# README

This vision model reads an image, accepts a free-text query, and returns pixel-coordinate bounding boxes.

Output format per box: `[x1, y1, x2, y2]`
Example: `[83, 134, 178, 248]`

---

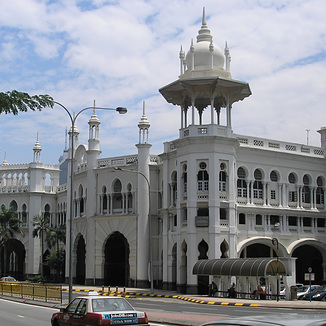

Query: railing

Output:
[0, 283, 62, 302]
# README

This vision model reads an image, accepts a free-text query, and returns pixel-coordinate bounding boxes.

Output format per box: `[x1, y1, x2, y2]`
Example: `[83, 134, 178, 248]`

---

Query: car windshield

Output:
[92, 298, 134, 312]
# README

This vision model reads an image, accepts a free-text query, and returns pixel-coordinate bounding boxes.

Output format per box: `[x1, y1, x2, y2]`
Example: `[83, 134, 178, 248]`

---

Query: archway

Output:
[197, 239, 209, 294]
[76, 236, 86, 285]
[3, 239, 25, 280]
[104, 232, 129, 286]
[293, 245, 323, 284]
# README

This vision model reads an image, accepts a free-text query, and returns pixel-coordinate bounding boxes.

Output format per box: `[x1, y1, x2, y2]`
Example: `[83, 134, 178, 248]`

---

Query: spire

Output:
[88, 100, 101, 141]
[138, 101, 150, 144]
[2, 152, 8, 165]
[224, 41, 231, 73]
[33, 132, 42, 163]
[196, 7, 212, 43]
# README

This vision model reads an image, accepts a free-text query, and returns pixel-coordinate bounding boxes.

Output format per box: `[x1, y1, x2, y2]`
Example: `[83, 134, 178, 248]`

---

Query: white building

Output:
[0, 9, 325, 297]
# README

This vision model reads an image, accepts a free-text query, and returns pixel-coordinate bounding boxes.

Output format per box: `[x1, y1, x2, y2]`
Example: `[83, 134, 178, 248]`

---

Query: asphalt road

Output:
[1, 293, 326, 326]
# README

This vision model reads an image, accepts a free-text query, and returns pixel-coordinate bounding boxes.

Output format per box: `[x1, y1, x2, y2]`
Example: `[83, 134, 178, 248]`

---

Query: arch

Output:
[0, 239, 25, 280]
[104, 231, 129, 286]
[9, 200, 18, 212]
[76, 235, 86, 285]
[197, 239, 209, 294]
[220, 239, 229, 258]
[180, 240, 187, 292]
[171, 243, 177, 290]
[292, 244, 324, 285]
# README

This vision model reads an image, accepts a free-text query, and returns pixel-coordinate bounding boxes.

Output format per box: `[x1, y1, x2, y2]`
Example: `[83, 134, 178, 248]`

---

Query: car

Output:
[312, 289, 326, 301]
[51, 293, 149, 326]
[0, 276, 18, 283]
[200, 313, 326, 326]
[300, 285, 326, 300]
[297, 285, 320, 299]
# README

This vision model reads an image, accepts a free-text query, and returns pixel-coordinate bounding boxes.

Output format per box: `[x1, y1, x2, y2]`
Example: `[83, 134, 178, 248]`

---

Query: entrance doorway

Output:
[104, 232, 129, 286]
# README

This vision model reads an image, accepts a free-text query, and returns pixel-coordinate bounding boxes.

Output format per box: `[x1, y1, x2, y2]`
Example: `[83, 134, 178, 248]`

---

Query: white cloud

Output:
[0, 0, 325, 164]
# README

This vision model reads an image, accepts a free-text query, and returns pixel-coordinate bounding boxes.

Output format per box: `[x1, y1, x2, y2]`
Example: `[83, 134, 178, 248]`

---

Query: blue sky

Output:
[0, 0, 325, 164]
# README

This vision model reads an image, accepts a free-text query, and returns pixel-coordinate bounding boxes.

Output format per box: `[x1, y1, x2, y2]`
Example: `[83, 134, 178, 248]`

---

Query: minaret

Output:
[136, 101, 152, 287]
[33, 132, 42, 163]
[2, 152, 8, 165]
[85, 103, 102, 284]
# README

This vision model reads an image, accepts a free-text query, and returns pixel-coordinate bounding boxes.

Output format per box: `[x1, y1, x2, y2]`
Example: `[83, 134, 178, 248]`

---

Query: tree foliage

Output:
[0, 90, 53, 115]
[0, 206, 24, 248]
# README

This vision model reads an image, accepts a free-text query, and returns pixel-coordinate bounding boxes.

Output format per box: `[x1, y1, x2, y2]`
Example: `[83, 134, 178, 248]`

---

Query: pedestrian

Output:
[209, 281, 218, 297]
[228, 283, 236, 298]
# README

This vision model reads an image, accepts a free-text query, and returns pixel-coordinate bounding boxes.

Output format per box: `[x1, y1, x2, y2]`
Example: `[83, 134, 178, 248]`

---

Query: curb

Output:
[64, 288, 259, 307]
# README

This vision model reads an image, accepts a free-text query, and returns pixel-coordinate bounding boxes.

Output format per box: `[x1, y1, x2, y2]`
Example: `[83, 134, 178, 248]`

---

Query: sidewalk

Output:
[65, 285, 326, 310]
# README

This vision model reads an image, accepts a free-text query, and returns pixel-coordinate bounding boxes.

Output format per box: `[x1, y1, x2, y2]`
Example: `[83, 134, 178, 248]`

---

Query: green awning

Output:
[193, 258, 287, 277]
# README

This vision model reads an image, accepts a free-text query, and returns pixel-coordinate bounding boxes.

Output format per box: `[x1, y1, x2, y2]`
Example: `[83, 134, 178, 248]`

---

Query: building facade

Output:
[0, 9, 325, 297]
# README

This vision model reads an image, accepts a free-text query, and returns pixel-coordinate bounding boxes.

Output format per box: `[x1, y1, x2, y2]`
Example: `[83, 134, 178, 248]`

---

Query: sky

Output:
[0, 0, 325, 164]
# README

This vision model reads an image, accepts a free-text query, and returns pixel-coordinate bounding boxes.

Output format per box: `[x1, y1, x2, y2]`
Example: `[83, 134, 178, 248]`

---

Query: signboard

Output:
[304, 273, 315, 281]
[195, 216, 209, 227]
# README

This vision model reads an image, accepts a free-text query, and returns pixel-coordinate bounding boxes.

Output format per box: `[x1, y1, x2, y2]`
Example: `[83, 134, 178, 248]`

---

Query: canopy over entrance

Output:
[193, 258, 287, 277]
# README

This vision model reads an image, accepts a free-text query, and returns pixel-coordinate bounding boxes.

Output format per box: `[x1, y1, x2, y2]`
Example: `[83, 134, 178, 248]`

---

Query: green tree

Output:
[44, 248, 65, 282]
[46, 224, 66, 252]
[32, 215, 50, 276]
[0, 90, 53, 114]
[0, 206, 24, 276]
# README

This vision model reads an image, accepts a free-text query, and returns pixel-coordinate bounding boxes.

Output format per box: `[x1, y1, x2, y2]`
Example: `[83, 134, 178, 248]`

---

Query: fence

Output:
[0, 282, 62, 303]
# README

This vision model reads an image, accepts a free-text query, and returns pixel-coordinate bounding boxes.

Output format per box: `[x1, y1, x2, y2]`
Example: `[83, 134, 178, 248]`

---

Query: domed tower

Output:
[33, 132, 42, 163]
[159, 7, 251, 138]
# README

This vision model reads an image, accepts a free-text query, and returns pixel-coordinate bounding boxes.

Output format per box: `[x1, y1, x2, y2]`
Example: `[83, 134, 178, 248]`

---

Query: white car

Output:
[51, 293, 149, 326]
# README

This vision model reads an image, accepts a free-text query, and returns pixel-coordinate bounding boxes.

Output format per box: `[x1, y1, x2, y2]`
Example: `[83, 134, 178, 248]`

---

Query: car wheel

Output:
[52, 319, 59, 326]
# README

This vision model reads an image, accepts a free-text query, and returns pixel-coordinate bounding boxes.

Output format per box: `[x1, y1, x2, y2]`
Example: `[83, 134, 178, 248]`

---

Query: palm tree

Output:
[0, 206, 24, 276]
[46, 224, 66, 252]
[0, 90, 53, 114]
[32, 215, 50, 277]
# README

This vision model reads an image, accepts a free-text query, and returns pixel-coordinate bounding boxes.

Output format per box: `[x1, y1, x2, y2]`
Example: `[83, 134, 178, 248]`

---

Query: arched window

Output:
[219, 171, 226, 192]
[21, 203, 27, 227]
[112, 179, 123, 213]
[302, 174, 311, 203]
[253, 169, 263, 199]
[288, 173, 296, 184]
[316, 177, 324, 205]
[182, 164, 187, 193]
[44, 203, 51, 225]
[127, 183, 133, 213]
[79, 185, 84, 215]
[171, 171, 177, 206]
[197, 162, 208, 192]
[102, 186, 107, 214]
[237, 167, 247, 198]
[270, 170, 278, 182]
[9, 200, 18, 212]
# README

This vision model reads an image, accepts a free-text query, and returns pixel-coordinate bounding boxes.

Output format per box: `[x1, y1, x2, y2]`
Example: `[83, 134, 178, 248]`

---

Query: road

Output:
[1, 295, 325, 326]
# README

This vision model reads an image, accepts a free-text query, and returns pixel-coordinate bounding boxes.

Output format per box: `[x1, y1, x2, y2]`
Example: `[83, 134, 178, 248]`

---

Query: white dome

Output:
[185, 40, 224, 71]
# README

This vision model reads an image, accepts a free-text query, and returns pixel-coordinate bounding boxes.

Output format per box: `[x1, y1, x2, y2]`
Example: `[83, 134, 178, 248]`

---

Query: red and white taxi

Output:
[51, 293, 148, 326]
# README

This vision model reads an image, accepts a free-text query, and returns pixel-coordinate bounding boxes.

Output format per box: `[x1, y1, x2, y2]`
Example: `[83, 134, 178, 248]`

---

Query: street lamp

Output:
[114, 167, 153, 293]
[53, 101, 127, 302]
[272, 237, 280, 302]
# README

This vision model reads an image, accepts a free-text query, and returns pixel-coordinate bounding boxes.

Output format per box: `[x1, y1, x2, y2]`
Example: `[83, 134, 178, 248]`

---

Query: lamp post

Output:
[53, 101, 127, 302]
[272, 237, 279, 302]
[114, 167, 153, 293]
